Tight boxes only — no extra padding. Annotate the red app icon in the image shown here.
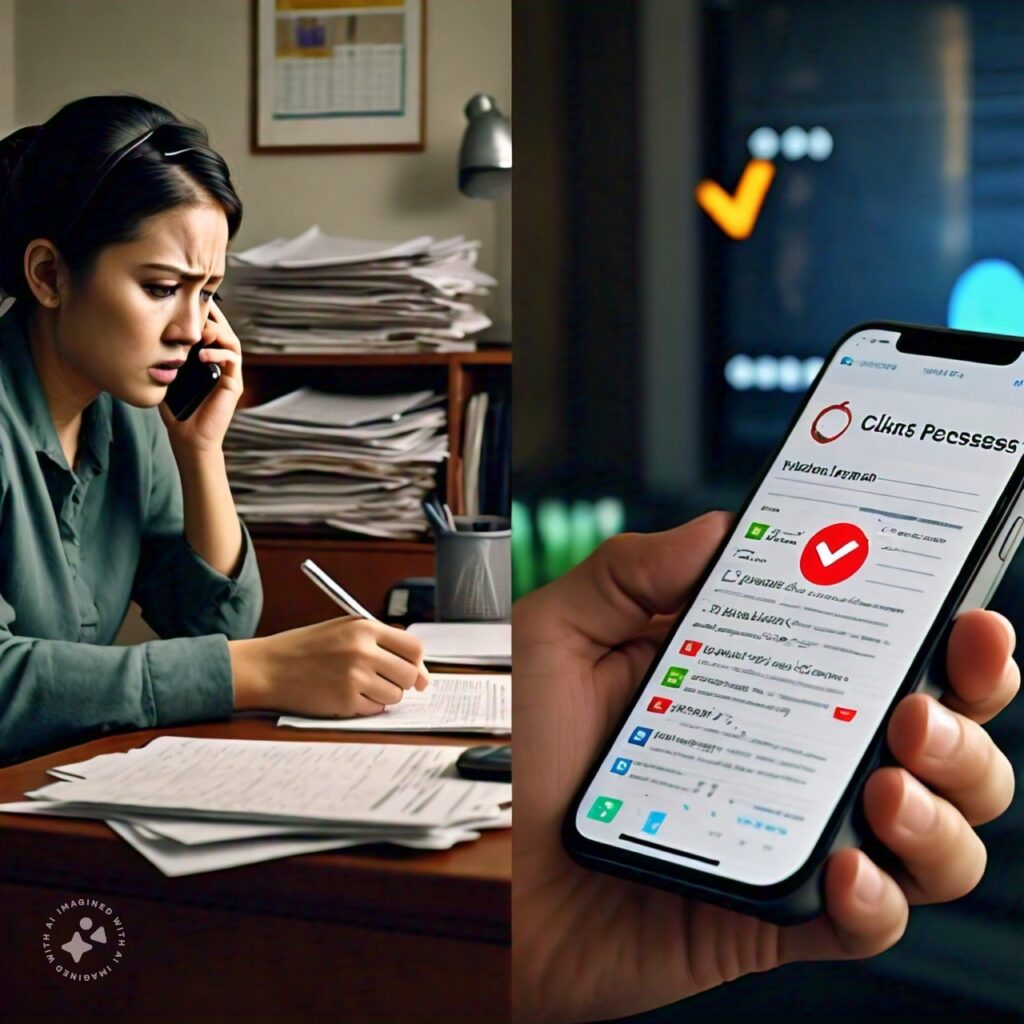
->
[800,522,869,586]
[680,640,703,657]
[648,696,672,714]
[833,706,858,722]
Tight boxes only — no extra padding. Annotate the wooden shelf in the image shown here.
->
[240,345,510,632]
[249,528,433,553]
[241,348,511,368]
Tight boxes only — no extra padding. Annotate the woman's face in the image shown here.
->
[55,202,228,407]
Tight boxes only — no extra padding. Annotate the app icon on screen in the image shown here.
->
[680,640,703,657]
[647,696,672,714]
[611,757,633,775]
[745,521,770,540]
[642,811,667,835]
[661,667,688,688]
[628,726,653,746]
[587,796,624,823]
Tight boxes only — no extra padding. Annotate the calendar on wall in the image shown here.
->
[252,0,425,152]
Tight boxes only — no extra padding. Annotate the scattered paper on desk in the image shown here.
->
[0,739,510,877]
[408,622,511,668]
[277,674,510,734]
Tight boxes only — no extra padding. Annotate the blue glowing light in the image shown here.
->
[948,259,1024,337]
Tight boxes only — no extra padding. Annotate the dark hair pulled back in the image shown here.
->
[0,94,243,302]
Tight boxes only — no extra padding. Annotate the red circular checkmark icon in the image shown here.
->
[800,522,869,586]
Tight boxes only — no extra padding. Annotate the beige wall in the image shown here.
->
[0,0,14,137]
[11,0,509,644]
[13,0,510,333]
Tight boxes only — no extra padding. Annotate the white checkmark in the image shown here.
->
[816,539,859,566]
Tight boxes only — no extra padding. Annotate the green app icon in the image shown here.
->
[661,667,688,688]
[587,796,624,823]
[745,521,770,540]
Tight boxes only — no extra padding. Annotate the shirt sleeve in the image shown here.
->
[131,416,263,640]
[0,590,236,765]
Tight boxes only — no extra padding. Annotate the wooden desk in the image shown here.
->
[0,717,510,1023]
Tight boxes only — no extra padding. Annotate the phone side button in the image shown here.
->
[998,517,1024,562]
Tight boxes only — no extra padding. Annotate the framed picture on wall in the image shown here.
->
[252,0,426,153]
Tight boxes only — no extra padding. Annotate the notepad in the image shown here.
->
[277,674,510,733]
[408,622,511,667]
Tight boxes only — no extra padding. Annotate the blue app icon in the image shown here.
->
[840,356,854,366]
[642,811,667,835]
[611,757,633,775]
[628,726,653,747]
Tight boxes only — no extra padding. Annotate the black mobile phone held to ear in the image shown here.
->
[563,321,1024,925]
[163,342,221,421]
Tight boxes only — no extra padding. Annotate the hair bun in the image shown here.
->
[0,124,43,194]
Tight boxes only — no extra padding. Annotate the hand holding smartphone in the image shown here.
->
[563,321,1024,923]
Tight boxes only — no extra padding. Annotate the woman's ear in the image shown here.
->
[23,238,68,309]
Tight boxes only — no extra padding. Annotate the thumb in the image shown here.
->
[527,510,731,656]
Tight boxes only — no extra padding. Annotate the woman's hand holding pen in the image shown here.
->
[159,297,244,455]
[229,618,430,718]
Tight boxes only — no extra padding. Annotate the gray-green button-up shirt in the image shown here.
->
[0,300,263,765]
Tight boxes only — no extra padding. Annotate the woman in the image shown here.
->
[0,95,427,765]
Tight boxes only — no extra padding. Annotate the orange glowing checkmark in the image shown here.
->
[695,159,776,240]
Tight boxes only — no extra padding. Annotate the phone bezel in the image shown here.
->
[562,320,1024,909]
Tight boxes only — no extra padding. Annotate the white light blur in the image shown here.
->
[807,126,834,161]
[725,354,756,390]
[747,126,780,160]
[780,126,809,160]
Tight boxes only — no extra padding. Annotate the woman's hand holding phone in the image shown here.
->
[511,512,1018,1024]
[159,297,244,455]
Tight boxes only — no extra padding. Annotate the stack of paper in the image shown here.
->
[228,227,497,354]
[279,673,511,733]
[409,623,512,668]
[225,387,447,537]
[0,737,511,877]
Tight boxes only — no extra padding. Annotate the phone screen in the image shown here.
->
[574,327,1024,887]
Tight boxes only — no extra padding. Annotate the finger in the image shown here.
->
[373,624,425,666]
[944,609,1018,722]
[360,675,406,707]
[530,511,732,655]
[779,848,908,964]
[887,694,1015,825]
[350,694,386,717]
[414,662,431,691]
[862,767,987,904]
[199,348,243,375]
[373,648,421,690]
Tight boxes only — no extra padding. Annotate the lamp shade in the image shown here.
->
[458,94,512,199]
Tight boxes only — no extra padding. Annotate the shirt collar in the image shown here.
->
[0,300,113,476]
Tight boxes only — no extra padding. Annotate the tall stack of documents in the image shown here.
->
[227,227,497,354]
[225,387,447,538]
[0,738,511,877]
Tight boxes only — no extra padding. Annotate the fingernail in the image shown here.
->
[926,701,961,758]
[899,776,937,834]
[854,858,885,904]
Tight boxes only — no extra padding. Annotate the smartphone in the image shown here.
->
[563,321,1024,924]
[456,745,512,782]
[163,341,222,421]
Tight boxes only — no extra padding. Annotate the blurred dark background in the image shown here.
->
[512,0,1024,1020]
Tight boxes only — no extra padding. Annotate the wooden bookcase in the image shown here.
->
[236,348,511,635]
